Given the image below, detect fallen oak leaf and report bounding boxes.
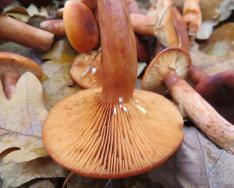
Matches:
[42,40,77,63]
[0,158,66,188]
[0,72,48,163]
[42,39,79,108]
[42,60,80,108]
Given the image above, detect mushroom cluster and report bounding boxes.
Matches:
[43,0,184,179]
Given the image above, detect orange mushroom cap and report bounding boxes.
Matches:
[0,52,42,99]
[142,47,191,94]
[70,51,102,89]
[0,52,42,79]
[43,0,184,179]
[63,1,99,53]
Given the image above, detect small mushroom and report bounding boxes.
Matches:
[63,1,99,53]
[183,0,202,38]
[142,47,234,154]
[131,0,189,49]
[43,0,183,178]
[142,48,190,94]
[189,66,234,124]
[0,52,42,99]
[0,15,54,51]
[70,51,102,89]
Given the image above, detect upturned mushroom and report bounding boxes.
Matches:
[0,15,54,51]
[142,47,234,154]
[189,66,234,124]
[63,0,99,53]
[130,0,189,49]
[43,0,183,179]
[70,51,101,89]
[0,52,42,99]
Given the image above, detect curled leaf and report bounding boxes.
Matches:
[0,158,66,188]
[0,73,48,163]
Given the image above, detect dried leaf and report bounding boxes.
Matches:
[42,39,79,108]
[28,180,54,188]
[190,43,234,75]
[42,61,80,108]
[137,62,147,77]
[0,158,66,188]
[66,175,107,188]
[0,72,48,163]
[27,4,48,18]
[42,40,77,63]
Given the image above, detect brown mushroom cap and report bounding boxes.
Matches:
[0,52,42,79]
[70,51,101,89]
[63,1,99,53]
[43,88,183,179]
[142,48,191,94]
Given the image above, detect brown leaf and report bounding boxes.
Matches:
[42,39,79,108]
[0,73,48,163]
[28,180,54,188]
[42,40,77,63]
[42,60,80,108]
[0,158,66,188]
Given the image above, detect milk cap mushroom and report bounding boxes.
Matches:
[63,0,99,53]
[142,47,191,94]
[70,51,101,89]
[43,0,183,179]
[0,52,42,99]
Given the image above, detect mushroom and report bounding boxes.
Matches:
[183,0,202,37]
[142,47,234,154]
[0,15,54,51]
[43,0,183,179]
[40,19,65,36]
[0,52,42,99]
[63,0,99,53]
[189,66,234,124]
[130,0,189,49]
[70,51,102,89]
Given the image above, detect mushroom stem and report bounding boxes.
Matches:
[40,19,65,36]
[130,13,155,36]
[189,65,208,84]
[98,0,137,103]
[3,72,20,99]
[164,71,234,154]
[0,15,54,51]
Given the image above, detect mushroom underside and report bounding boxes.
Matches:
[43,89,183,179]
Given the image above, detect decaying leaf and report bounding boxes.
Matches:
[28,180,54,188]
[42,60,80,108]
[42,40,76,63]
[66,175,107,188]
[201,23,234,56]
[42,40,79,108]
[137,62,147,77]
[0,72,48,163]
[190,43,234,74]
[2,1,49,23]
[0,158,66,188]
